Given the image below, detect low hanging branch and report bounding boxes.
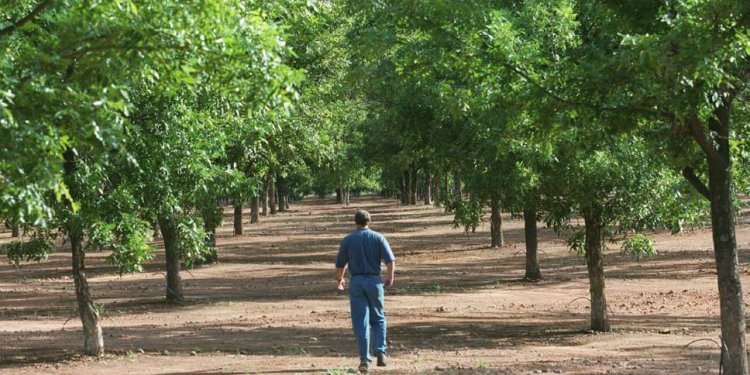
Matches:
[0,0,53,38]
[681,167,711,202]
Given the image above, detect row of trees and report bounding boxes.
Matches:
[338,1,750,374]
[0,0,375,357]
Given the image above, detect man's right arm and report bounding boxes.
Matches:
[335,239,348,290]
[380,234,396,287]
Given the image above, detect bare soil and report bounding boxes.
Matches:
[1,196,749,374]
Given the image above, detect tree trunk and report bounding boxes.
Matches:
[453,173,462,202]
[63,149,104,356]
[277,175,287,212]
[11,222,20,237]
[152,222,161,239]
[250,196,260,224]
[583,206,609,332]
[202,227,217,264]
[261,181,269,217]
[702,99,747,375]
[159,216,184,304]
[400,172,409,204]
[71,230,105,356]
[199,202,219,265]
[523,205,542,281]
[344,187,350,206]
[269,174,277,215]
[423,172,432,205]
[433,174,442,208]
[409,168,418,205]
[336,188,343,204]
[490,197,503,248]
[233,202,243,235]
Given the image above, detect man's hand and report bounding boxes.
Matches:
[384,275,394,288]
[337,278,345,291]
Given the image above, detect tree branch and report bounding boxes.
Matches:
[0,0,53,38]
[682,167,711,202]
[501,61,663,117]
[686,112,719,163]
[63,44,190,59]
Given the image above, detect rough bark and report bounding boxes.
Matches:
[336,188,343,204]
[250,196,260,224]
[11,222,20,237]
[71,230,105,356]
[159,216,184,304]
[702,99,747,375]
[523,205,542,281]
[583,206,610,332]
[64,149,104,356]
[233,203,243,235]
[344,188,350,206]
[489,198,503,248]
[423,172,432,205]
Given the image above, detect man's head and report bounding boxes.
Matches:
[354,209,371,227]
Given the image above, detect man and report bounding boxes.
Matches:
[335,209,396,373]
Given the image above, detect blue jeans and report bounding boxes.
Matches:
[349,275,387,361]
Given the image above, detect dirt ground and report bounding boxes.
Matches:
[1,196,749,374]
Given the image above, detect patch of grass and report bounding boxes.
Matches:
[431,283,442,293]
[289,345,309,356]
[125,350,139,363]
[326,367,354,375]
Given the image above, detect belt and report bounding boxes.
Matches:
[351,273,380,277]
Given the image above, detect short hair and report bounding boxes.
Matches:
[354,209,371,225]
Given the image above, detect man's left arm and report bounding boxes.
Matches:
[384,260,395,288]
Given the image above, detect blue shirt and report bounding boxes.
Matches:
[335,227,395,275]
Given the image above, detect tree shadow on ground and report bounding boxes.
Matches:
[0,311,722,372]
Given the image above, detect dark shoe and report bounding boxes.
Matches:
[376,353,387,367]
[358,361,369,373]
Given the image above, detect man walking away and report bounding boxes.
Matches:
[335,209,396,373]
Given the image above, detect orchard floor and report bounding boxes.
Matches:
[2,196,750,375]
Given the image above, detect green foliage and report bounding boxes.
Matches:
[450,199,484,234]
[90,214,155,275]
[566,231,587,257]
[0,236,55,266]
[620,234,657,261]
[175,215,210,268]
